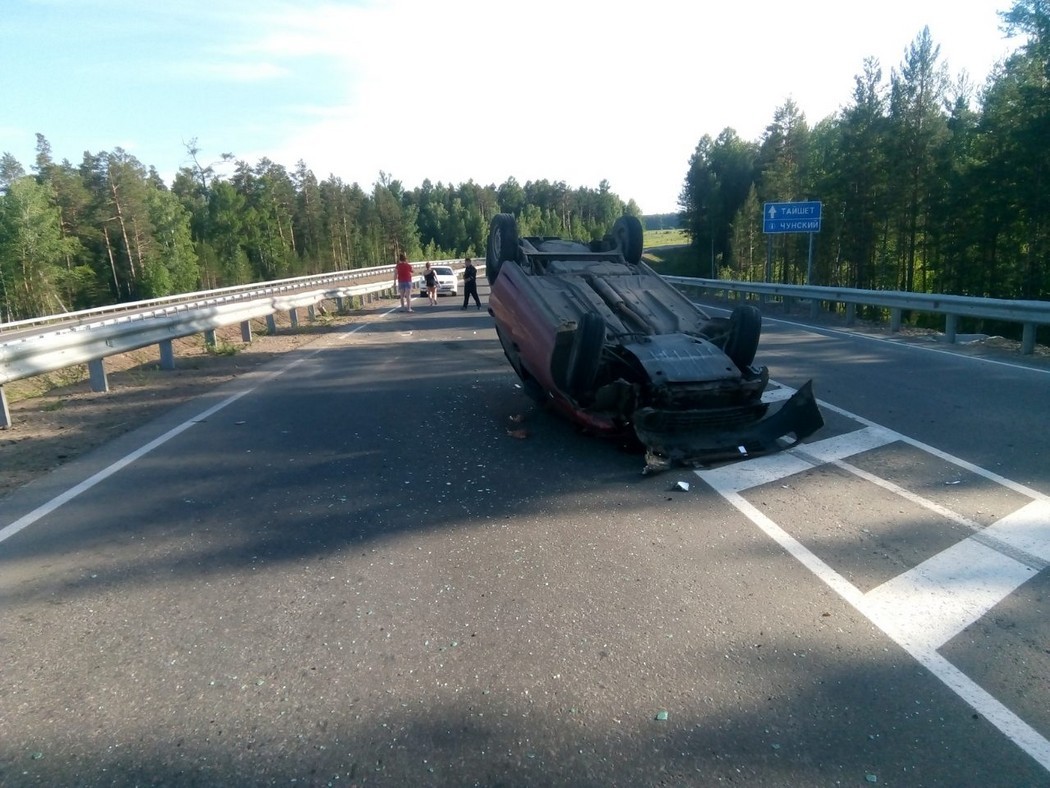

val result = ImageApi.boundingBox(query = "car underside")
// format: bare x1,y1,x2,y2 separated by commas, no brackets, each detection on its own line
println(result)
485,214,823,471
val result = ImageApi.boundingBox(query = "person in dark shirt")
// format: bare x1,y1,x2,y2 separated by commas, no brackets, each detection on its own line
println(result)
423,262,438,305
461,257,481,310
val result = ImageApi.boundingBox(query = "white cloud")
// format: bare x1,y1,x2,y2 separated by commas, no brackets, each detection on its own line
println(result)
173,61,291,83
1,0,1021,213
245,1,1017,211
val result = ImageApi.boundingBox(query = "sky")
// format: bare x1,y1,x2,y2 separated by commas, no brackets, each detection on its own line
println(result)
0,0,1022,215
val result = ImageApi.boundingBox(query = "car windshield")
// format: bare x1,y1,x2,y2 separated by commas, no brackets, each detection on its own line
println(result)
434,267,453,275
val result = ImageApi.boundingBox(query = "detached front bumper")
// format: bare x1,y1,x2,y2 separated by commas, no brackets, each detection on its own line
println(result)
634,380,824,473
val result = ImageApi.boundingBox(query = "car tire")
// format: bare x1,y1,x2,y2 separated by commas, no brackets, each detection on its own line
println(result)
487,213,519,285
724,304,762,371
611,215,644,264
566,312,606,399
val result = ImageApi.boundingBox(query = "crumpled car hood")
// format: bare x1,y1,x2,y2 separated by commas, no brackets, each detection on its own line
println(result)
634,381,824,473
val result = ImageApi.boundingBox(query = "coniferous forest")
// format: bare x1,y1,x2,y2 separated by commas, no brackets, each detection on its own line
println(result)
679,1,1049,303
1,0,1048,325
0,136,638,323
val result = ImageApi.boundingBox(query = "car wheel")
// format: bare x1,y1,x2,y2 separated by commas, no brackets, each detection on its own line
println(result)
611,215,644,264
566,312,606,399
487,213,519,285
724,304,762,371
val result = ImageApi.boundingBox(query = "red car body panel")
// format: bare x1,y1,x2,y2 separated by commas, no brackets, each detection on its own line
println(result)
485,215,823,470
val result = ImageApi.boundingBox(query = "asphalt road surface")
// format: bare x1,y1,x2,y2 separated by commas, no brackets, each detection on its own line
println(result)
2,287,1048,787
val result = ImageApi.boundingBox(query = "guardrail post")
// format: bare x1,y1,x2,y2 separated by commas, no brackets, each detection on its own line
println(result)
204,329,217,347
890,308,902,333
307,305,316,321
336,296,345,313
159,339,176,371
1022,322,1036,355
1,386,11,429
945,314,958,344
240,320,252,343
810,299,820,319
289,309,299,330
88,358,109,392
845,302,856,326
266,314,278,334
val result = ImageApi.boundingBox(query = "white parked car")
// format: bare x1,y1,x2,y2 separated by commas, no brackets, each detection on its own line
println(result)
420,265,458,297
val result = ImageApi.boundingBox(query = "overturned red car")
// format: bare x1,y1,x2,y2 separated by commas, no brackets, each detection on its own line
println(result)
485,213,823,471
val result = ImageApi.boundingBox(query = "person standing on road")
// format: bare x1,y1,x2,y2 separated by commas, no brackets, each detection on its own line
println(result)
461,257,481,310
394,252,414,312
423,262,438,305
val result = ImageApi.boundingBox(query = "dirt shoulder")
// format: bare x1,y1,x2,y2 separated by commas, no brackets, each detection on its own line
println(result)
0,301,387,501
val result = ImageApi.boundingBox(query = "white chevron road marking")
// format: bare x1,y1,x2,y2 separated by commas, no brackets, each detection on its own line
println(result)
696,385,1050,773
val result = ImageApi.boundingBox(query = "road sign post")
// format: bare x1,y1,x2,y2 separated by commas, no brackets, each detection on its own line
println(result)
763,201,822,234
763,201,823,285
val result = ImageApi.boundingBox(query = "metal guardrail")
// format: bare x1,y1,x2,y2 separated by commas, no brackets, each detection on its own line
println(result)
664,277,1050,355
0,262,429,335
0,259,474,427
8,267,1033,429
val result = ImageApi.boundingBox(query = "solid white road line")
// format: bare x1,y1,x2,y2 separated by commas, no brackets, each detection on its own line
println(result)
766,314,1050,377
697,452,817,495
0,386,255,545
1,317,382,547
698,425,897,495
816,397,1050,504
863,538,1038,650
980,499,1050,564
695,385,1050,773
837,459,985,532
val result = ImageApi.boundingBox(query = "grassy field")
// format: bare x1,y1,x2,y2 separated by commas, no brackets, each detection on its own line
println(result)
642,228,690,247
641,236,705,277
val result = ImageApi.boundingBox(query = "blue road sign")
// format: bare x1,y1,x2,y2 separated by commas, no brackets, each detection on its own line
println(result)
763,201,822,234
